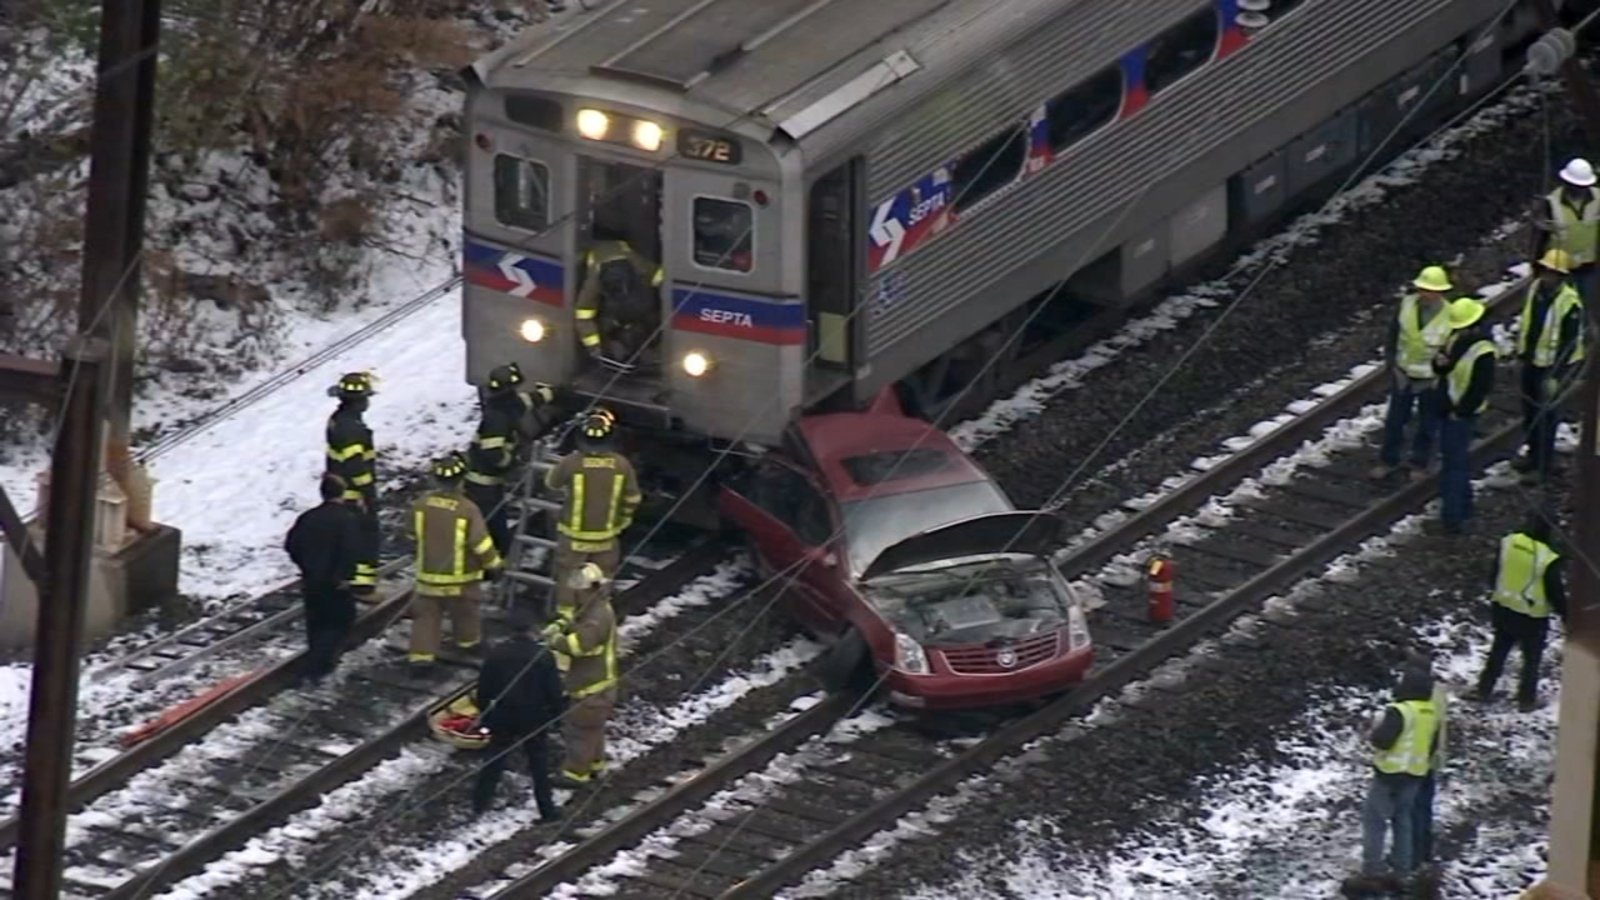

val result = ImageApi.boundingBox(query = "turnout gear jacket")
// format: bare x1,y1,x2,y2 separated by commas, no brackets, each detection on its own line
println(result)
1492,531,1567,619
326,406,377,504
1369,668,1441,780
1434,326,1496,418
466,403,519,488
1539,186,1600,266
573,241,664,356
475,635,566,734
1387,294,1451,380
551,590,618,699
1518,280,1586,370
545,450,642,544
411,489,504,597
284,500,363,589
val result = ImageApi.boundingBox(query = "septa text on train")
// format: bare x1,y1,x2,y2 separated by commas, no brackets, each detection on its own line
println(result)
699,308,755,327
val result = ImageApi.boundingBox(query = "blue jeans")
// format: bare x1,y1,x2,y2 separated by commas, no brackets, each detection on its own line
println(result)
1381,380,1439,469
1439,416,1475,526
1413,773,1435,864
1363,775,1422,876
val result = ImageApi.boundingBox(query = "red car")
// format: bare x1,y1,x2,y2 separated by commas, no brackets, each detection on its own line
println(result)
717,393,1093,711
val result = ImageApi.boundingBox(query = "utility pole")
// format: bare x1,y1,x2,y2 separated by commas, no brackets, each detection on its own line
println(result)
78,0,161,448
3,339,108,900
1523,5,1600,897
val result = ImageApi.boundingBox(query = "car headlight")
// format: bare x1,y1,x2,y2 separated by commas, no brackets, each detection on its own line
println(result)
576,108,609,140
893,632,929,675
1067,603,1091,651
519,318,546,343
632,120,664,152
682,350,712,378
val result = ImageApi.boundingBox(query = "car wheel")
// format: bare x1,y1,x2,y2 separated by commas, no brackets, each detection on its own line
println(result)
819,626,872,692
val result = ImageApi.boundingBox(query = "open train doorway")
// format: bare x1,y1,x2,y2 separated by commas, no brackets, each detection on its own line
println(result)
574,157,665,383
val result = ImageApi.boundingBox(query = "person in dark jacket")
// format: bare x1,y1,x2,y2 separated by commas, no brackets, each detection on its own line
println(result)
325,372,381,596
1477,512,1567,711
284,474,364,684
1432,299,1497,535
472,606,565,820
1343,666,1441,896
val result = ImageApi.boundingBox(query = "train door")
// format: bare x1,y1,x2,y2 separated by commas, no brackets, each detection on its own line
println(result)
806,158,860,394
575,157,664,376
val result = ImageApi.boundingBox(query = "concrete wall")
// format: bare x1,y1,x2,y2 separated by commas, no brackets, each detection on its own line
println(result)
0,525,182,650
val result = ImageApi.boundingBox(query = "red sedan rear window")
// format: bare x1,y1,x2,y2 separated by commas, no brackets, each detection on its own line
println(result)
841,448,954,486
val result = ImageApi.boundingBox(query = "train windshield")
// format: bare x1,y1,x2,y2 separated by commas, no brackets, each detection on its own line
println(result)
840,481,1011,579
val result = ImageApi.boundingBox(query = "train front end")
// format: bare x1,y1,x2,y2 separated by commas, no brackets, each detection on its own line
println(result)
458,53,806,463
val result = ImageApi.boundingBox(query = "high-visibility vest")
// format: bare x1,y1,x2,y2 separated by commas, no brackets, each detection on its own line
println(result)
1446,339,1496,416
1518,281,1586,368
1547,187,1600,265
1396,294,1452,378
1493,531,1559,618
1373,699,1439,776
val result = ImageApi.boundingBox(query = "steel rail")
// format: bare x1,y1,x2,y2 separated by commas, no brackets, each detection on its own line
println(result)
717,420,1525,898
84,539,728,900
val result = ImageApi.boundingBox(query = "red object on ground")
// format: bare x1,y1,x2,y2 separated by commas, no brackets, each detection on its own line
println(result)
1148,555,1175,623
119,671,257,748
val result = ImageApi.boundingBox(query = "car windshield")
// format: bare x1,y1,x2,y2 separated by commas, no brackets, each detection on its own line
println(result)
840,480,1012,578
862,556,1071,646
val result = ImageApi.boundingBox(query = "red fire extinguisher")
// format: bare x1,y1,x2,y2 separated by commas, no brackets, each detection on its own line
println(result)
1148,553,1174,623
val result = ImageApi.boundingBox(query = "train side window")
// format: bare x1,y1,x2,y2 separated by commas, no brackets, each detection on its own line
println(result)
1145,6,1219,96
692,197,754,273
950,126,1026,213
493,154,550,232
1046,66,1122,152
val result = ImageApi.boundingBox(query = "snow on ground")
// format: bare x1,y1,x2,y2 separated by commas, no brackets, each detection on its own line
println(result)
150,637,826,900
894,611,1556,900
948,80,1548,453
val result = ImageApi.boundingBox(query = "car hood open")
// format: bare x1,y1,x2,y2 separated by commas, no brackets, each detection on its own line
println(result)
859,511,1065,581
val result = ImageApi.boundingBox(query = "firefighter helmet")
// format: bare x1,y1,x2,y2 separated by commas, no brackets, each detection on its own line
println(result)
486,363,524,395
566,562,609,592
432,451,468,481
581,408,616,442
328,371,377,399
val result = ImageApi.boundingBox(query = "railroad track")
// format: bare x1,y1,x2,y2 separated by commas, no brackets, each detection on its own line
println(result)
457,270,1541,899
0,540,727,900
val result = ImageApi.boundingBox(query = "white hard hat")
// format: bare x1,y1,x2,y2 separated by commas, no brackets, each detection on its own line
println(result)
1560,158,1597,187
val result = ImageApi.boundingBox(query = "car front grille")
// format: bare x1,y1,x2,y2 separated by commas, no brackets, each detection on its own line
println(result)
939,632,1060,675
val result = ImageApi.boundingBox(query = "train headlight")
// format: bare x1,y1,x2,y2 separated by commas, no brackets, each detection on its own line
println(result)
681,351,712,378
519,318,547,343
631,120,664,152
576,109,609,141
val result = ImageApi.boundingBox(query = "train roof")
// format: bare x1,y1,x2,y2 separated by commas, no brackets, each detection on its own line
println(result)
471,0,1074,147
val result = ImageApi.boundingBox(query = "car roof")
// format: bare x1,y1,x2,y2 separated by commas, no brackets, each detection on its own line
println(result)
797,411,990,503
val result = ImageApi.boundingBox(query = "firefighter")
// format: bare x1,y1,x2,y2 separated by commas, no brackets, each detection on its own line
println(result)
545,562,618,786
466,364,533,557
1512,250,1586,484
1535,158,1600,304
1342,664,1441,896
1432,299,1496,536
543,408,641,607
573,220,665,369
1372,266,1453,481
283,473,363,684
410,452,504,667
471,604,564,820
1476,512,1567,711
325,372,381,597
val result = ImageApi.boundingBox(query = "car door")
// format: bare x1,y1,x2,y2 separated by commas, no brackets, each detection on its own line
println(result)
718,459,835,629
783,470,851,633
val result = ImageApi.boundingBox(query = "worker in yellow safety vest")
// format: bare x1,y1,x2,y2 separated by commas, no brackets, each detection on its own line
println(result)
1476,513,1567,711
1512,249,1586,484
1432,299,1497,535
1342,665,1441,895
543,408,641,607
544,562,618,786
1535,157,1600,304
408,452,505,667
573,220,665,371
1373,266,1453,481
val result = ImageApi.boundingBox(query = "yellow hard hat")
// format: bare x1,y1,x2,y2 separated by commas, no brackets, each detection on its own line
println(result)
1539,248,1574,274
1448,297,1485,330
1412,266,1452,293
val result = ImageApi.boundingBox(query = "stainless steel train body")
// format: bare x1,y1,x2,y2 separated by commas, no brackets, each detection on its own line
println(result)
461,0,1556,448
